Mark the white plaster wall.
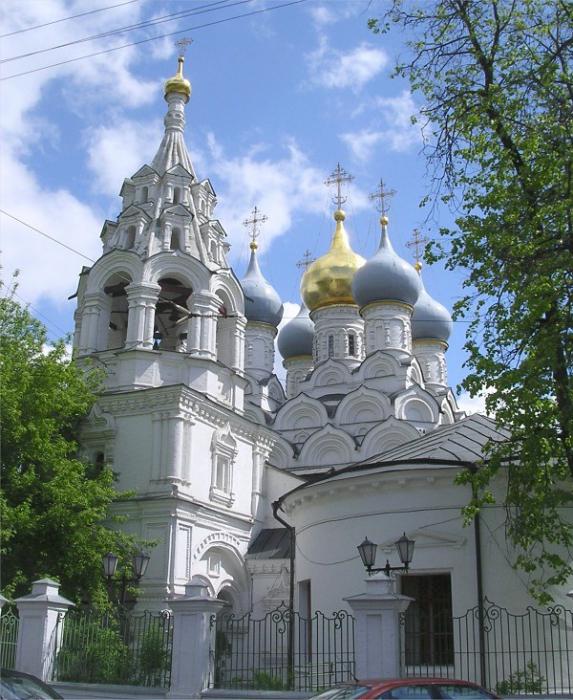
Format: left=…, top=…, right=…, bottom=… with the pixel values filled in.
left=284, top=466, right=571, bottom=616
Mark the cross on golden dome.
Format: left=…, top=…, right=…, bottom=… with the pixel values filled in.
left=369, top=178, right=396, bottom=217
left=243, top=206, right=268, bottom=250
left=175, top=37, right=193, bottom=56
left=325, top=163, right=354, bottom=210
left=296, top=250, right=316, bottom=272
left=406, top=227, right=429, bottom=273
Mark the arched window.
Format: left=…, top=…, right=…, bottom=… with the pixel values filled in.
left=170, top=228, right=181, bottom=251
left=125, top=226, right=136, bottom=249
left=141, top=186, right=148, bottom=202
left=327, top=334, right=335, bottom=358
left=173, top=187, right=181, bottom=204
left=348, top=332, right=356, bottom=357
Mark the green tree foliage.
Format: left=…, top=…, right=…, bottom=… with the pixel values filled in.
left=0, top=291, right=134, bottom=605
left=370, top=0, right=573, bottom=601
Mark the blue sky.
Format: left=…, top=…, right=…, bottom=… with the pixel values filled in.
left=0, top=0, right=483, bottom=412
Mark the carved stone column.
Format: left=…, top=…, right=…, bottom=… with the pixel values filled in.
left=78, top=291, right=107, bottom=355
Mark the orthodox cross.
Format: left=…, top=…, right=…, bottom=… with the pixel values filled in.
left=243, top=206, right=268, bottom=248
left=369, top=178, right=396, bottom=216
left=324, top=163, right=354, bottom=209
left=296, top=249, right=316, bottom=272
left=406, top=228, right=428, bottom=271
left=175, top=37, right=193, bottom=57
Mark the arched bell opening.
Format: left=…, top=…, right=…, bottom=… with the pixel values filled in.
left=103, top=273, right=131, bottom=350
left=215, top=290, right=235, bottom=368
left=153, top=277, right=192, bottom=351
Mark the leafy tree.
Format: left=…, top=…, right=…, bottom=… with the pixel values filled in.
left=370, top=0, right=573, bottom=601
left=0, top=288, right=135, bottom=605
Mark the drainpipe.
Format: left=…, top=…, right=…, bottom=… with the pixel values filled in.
left=272, top=500, right=295, bottom=689
left=470, top=467, right=487, bottom=688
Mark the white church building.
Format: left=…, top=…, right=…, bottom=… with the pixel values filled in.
left=71, top=54, right=572, bottom=667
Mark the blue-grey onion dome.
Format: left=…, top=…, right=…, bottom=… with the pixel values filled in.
left=241, top=245, right=284, bottom=327
left=277, top=302, right=314, bottom=360
left=352, top=218, right=422, bottom=308
left=412, top=279, right=452, bottom=342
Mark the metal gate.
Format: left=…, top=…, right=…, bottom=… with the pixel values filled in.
left=211, top=603, right=355, bottom=692
left=0, top=607, right=19, bottom=669
left=401, top=598, right=573, bottom=694
left=52, top=608, right=173, bottom=688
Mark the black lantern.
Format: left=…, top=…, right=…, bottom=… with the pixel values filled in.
left=357, top=537, right=378, bottom=570
left=395, top=532, right=415, bottom=569
left=102, top=550, right=149, bottom=610
left=132, top=551, right=150, bottom=580
left=102, top=551, right=119, bottom=578
left=358, top=533, right=415, bottom=576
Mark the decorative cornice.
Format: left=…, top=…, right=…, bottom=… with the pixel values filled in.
left=98, top=384, right=279, bottom=445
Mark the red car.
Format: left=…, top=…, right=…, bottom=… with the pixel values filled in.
left=309, top=678, right=499, bottom=699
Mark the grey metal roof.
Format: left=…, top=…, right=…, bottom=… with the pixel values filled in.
left=412, top=280, right=452, bottom=342
left=247, top=528, right=292, bottom=559
left=358, top=414, right=509, bottom=466
left=352, top=225, right=422, bottom=308
left=241, top=248, right=284, bottom=327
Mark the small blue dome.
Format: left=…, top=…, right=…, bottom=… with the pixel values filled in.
left=277, top=303, right=314, bottom=360
left=241, top=246, right=284, bottom=327
left=412, top=279, right=452, bottom=342
left=352, top=220, right=421, bottom=308
left=412, top=284, right=453, bottom=343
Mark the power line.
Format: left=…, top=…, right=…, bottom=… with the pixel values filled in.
left=0, top=0, right=143, bottom=39
left=1, top=0, right=238, bottom=65
left=0, top=209, right=96, bottom=263
left=0, top=0, right=309, bottom=81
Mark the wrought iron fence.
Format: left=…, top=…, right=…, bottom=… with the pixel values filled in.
left=0, top=607, right=19, bottom=669
left=401, top=598, right=573, bottom=695
left=52, top=608, right=173, bottom=688
left=211, top=603, right=355, bottom=692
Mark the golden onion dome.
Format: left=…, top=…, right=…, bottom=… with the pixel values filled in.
left=164, top=56, right=191, bottom=102
left=301, top=209, right=365, bottom=312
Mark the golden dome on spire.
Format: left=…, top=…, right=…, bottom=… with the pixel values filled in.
left=301, top=209, right=365, bottom=312
left=164, top=56, right=191, bottom=102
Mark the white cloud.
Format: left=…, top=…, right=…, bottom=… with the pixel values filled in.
left=0, top=0, right=161, bottom=307
left=86, top=119, right=163, bottom=196
left=340, top=130, right=385, bottom=162
left=308, top=5, right=337, bottom=26
left=197, top=133, right=370, bottom=256
left=457, top=388, right=495, bottom=416
left=340, top=91, right=422, bottom=161
left=0, top=150, right=102, bottom=305
left=274, top=301, right=300, bottom=382
left=306, top=38, right=388, bottom=91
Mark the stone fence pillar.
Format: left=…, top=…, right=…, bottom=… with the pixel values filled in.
left=168, top=576, right=227, bottom=699
left=14, top=579, right=74, bottom=682
left=344, top=573, right=413, bottom=679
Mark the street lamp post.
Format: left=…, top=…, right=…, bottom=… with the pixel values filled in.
left=102, top=550, right=150, bottom=610
left=357, top=533, right=415, bottom=576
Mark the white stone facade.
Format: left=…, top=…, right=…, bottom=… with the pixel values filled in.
left=72, top=60, right=572, bottom=635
